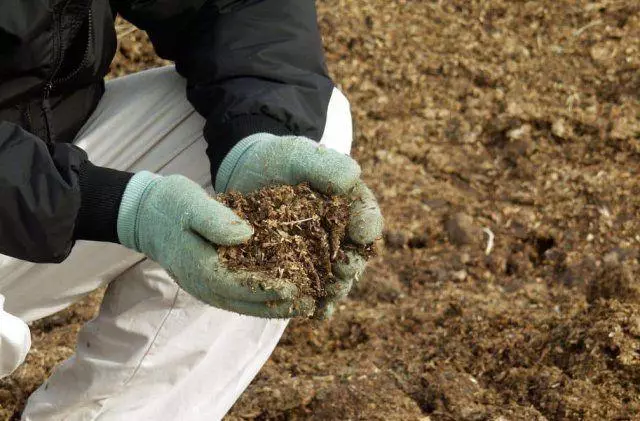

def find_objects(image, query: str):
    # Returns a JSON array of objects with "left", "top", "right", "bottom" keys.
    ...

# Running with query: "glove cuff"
[
  {"left": 215, "top": 133, "right": 278, "bottom": 193},
  {"left": 117, "top": 171, "right": 162, "bottom": 251},
  {"left": 206, "top": 115, "right": 295, "bottom": 181}
]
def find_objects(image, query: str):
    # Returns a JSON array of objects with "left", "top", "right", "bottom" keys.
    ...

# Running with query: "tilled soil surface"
[{"left": 2, "top": 1, "right": 640, "bottom": 420}]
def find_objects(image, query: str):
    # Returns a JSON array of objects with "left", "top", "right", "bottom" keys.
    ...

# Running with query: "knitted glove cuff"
[
  {"left": 215, "top": 133, "right": 280, "bottom": 193},
  {"left": 117, "top": 171, "right": 161, "bottom": 251}
]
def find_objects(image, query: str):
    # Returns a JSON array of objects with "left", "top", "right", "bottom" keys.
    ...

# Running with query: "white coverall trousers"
[{"left": 0, "top": 66, "right": 352, "bottom": 420}]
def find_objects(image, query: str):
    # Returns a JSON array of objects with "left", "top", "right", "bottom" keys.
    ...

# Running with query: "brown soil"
[
  {"left": 2, "top": 1, "right": 640, "bottom": 420},
  {"left": 0, "top": 291, "right": 104, "bottom": 420},
  {"left": 217, "top": 183, "right": 353, "bottom": 301}
]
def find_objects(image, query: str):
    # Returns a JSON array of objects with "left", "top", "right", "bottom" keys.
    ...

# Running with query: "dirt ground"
[{"left": 2, "top": 1, "right": 640, "bottom": 420}]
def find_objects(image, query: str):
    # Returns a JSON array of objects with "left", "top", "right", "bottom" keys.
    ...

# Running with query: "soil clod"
[{"left": 445, "top": 212, "right": 483, "bottom": 247}]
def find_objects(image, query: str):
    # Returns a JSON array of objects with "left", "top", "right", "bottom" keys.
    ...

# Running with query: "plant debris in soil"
[{"left": 217, "top": 183, "right": 369, "bottom": 300}]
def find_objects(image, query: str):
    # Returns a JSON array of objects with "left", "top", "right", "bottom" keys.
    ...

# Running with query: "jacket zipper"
[
  {"left": 41, "top": 6, "right": 62, "bottom": 145},
  {"left": 53, "top": 9, "right": 94, "bottom": 86},
  {"left": 25, "top": 103, "right": 33, "bottom": 130},
  {"left": 42, "top": 6, "right": 94, "bottom": 145}
]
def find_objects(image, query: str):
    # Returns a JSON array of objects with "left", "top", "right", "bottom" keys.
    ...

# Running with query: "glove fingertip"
[
  {"left": 296, "top": 141, "right": 362, "bottom": 195},
  {"left": 218, "top": 220, "right": 254, "bottom": 246},
  {"left": 313, "top": 302, "right": 336, "bottom": 321},
  {"left": 328, "top": 154, "right": 361, "bottom": 195},
  {"left": 347, "top": 182, "right": 384, "bottom": 245},
  {"left": 333, "top": 252, "right": 367, "bottom": 280},
  {"left": 293, "top": 296, "right": 316, "bottom": 318},
  {"left": 261, "top": 295, "right": 314, "bottom": 319},
  {"left": 190, "top": 199, "right": 254, "bottom": 246},
  {"left": 262, "top": 279, "right": 299, "bottom": 301},
  {"left": 326, "top": 278, "right": 354, "bottom": 301},
  {"left": 348, "top": 215, "right": 384, "bottom": 245}
]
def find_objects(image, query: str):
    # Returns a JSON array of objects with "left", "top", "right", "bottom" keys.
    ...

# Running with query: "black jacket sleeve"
[
  {"left": 0, "top": 122, "right": 132, "bottom": 263},
  {"left": 111, "top": 0, "right": 335, "bottom": 180}
]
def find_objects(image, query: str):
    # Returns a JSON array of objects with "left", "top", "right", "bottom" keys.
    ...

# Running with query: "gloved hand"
[
  {"left": 117, "top": 172, "right": 314, "bottom": 318},
  {"left": 215, "top": 134, "right": 384, "bottom": 319}
]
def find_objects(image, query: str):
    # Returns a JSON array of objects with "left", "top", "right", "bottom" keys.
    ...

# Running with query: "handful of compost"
[
  {"left": 213, "top": 134, "right": 383, "bottom": 319},
  {"left": 217, "top": 183, "right": 375, "bottom": 319}
]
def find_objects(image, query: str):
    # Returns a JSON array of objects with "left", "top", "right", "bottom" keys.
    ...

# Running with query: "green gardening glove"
[
  {"left": 117, "top": 172, "right": 315, "bottom": 318},
  {"left": 215, "top": 134, "right": 384, "bottom": 319}
]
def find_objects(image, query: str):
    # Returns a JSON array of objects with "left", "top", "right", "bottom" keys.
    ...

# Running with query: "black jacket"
[{"left": 0, "top": 0, "right": 335, "bottom": 262}]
